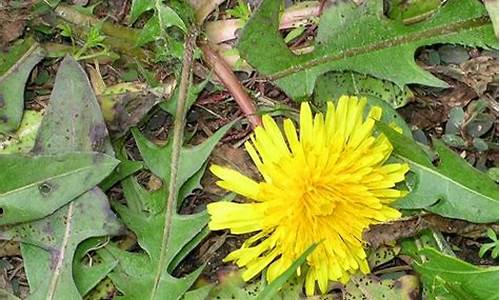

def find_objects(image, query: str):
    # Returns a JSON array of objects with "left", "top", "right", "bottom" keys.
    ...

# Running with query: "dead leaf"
[
  {"left": 0, "top": 241, "right": 20, "bottom": 257},
  {"left": 461, "top": 56, "right": 499, "bottom": 96},
  {"left": 364, "top": 214, "right": 497, "bottom": 248},
  {"left": 187, "top": 0, "right": 226, "bottom": 25},
  {"left": 0, "top": 2, "right": 32, "bottom": 48},
  {"left": 203, "top": 144, "right": 259, "bottom": 196},
  {"left": 439, "top": 82, "right": 477, "bottom": 108}
]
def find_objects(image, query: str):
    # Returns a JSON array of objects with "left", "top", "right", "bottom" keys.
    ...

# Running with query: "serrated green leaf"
[
  {"left": 0, "top": 43, "right": 45, "bottom": 133},
  {"left": 0, "top": 152, "right": 118, "bottom": 225},
  {"left": 414, "top": 248, "right": 499, "bottom": 300},
  {"left": 3, "top": 188, "right": 123, "bottom": 300},
  {"left": 160, "top": 75, "right": 209, "bottom": 115},
  {"left": 103, "top": 122, "right": 233, "bottom": 300},
  {"left": 0, "top": 55, "right": 123, "bottom": 300},
  {"left": 73, "top": 238, "right": 118, "bottom": 296},
  {"left": 379, "top": 123, "right": 499, "bottom": 223},
  {"left": 238, "top": 0, "right": 496, "bottom": 100},
  {"left": 132, "top": 120, "right": 235, "bottom": 187},
  {"left": 99, "top": 160, "right": 143, "bottom": 191}
]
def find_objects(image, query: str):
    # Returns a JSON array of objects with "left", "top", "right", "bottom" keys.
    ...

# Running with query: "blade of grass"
[{"left": 256, "top": 243, "right": 317, "bottom": 300}]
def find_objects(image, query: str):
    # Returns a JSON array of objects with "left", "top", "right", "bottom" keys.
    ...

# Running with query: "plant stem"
[
  {"left": 54, "top": 4, "right": 141, "bottom": 43},
  {"left": 200, "top": 43, "right": 262, "bottom": 128},
  {"left": 150, "top": 29, "right": 197, "bottom": 300}
]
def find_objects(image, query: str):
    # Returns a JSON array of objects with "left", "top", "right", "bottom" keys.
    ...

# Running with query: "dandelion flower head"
[{"left": 207, "top": 96, "right": 409, "bottom": 295}]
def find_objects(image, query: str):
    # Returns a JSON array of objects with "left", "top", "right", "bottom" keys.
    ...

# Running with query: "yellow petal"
[
  {"left": 300, "top": 102, "right": 313, "bottom": 146},
  {"left": 210, "top": 165, "right": 260, "bottom": 200},
  {"left": 207, "top": 202, "right": 265, "bottom": 233}
]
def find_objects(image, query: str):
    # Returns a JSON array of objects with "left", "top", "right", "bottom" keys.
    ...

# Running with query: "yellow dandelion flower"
[{"left": 207, "top": 96, "right": 409, "bottom": 295}]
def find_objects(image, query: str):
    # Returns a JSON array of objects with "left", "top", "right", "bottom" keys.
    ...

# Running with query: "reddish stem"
[{"left": 200, "top": 43, "right": 262, "bottom": 128}]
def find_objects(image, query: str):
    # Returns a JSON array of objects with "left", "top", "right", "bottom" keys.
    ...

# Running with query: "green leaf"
[
  {"left": 103, "top": 122, "right": 233, "bottom": 300},
  {"left": 284, "top": 26, "right": 306, "bottom": 44},
  {"left": 343, "top": 274, "right": 420, "bottom": 300},
  {"left": 493, "top": 245, "right": 499, "bottom": 259},
  {"left": 314, "top": 71, "right": 413, "bottom": 109},
  {"left": 414, "top": 248, "right": 499, "bottom": 300},
  {"left": 0, "top": 43, "right": 45, "bottom": 133},
  {"left": 182, "top": 284, "right": 214, "bottom": 300},
  {"left": 0, "top": 110, "right": 43, "bottom": 154},
  {"left": 367, "top": 246, "right": 400, "bottom": 268},
  {"left": 479, "top": 242, "right": 495, "bottom": 258},
  {"left": 484, "top": 0, "right": 498, "bottom": 37},
  {"left": 137, "top": 16, "right": 161, "bottom": 46},
  {"left": 238, "top": 0, "right": 496, "bottom": 100},
  {"left": 0, "top": 38, "right": 35, "bottom": 76},
  {"left": 0, "top": 152, "right": 118, "bottom": 225},
  {"left": 129, "top": 0, "right": 154, "bottom": 23},
  {"left": 442, "top": 134, "right": 467, "bottom": 148},
  {"left": 314, "top": 75, "right": 412, "bottom": 137},
  {"left": 132, "top": 120, "right": 235, "bottom": 186},
  {"left": 160, "top": 77, "right": 208, "bottom": 115},
  {"left": 486, "top": 228, "right": 498, "bottom": 241},
  {"left": 379, "top": 123, "right": 499, "bottom": 223},
  {"left": 386, "top": 0, "right": 442, "bottom": 24},
  {"left": 99, "top": 160, "right": 143, "bottom": 191},
  {"left": 158, "top": 5, "right": 187, "bottom": 32},
  {"left": 4, "top": 189, "right": 123, "bottom": 300},
  {"left": 135, "top": 2, "right": 187, "bottom": 46},
  {"left": 32, "top": 57, "right": 114, "bottom": 156},
  {"left": 73, "top": 238, "right": 118, "bottom": 296},
  {"left": 0, "top": 55, "right": 123, "bottom": 300}
]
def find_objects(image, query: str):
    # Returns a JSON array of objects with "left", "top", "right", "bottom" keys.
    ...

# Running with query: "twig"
[
  {"left": 151, "top": 29, "right": 197, "bottom": 299},
  {"left": 54, "top": 4, "right": 141, "bottom": 42},
  {"left": 200, "top": 43, "right": 262, "bottom": 128}
]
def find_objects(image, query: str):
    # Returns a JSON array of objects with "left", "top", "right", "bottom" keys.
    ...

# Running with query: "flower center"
[{"left": 302, "top": 181, "right": 337, "bottom": 217}]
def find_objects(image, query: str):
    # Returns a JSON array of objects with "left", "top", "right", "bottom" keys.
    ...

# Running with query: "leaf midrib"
[
  {"left": 46, "top": 201, "right": 74, "bottom": 300},
  {"left": 419, "top": 265, "right": 499, "bottom": 275},
  {"left": 267, "top": 16, "right": 490, "bottom": 81}
]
